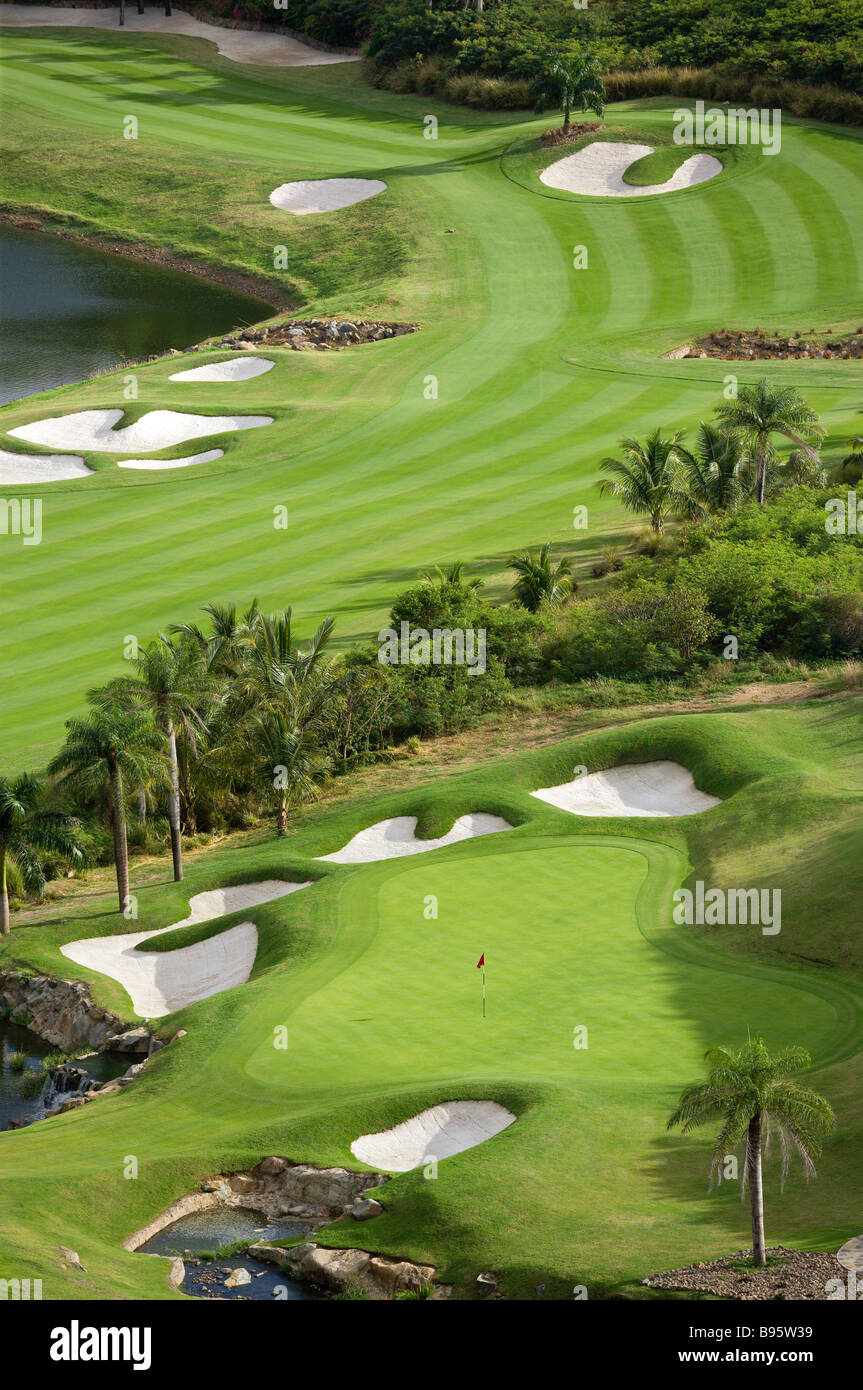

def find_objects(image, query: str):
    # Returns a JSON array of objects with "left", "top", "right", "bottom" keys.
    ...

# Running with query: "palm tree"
[
  {"left": 0, "top": 775, "right": 82, "bottom": 935},
  {"left": 422, "top": 562, "right": 483, "bottom": 591},
  {"left": 677, "top": 423, "right": 746, "bottom": 517},
  {"left": 49, "top": 701, "right": 167, "bottom": 913},
  {"left": 210, "top": 610, "right": 343, "bottom": 834},
  {"left": 509, "top": 543, "right": 572, "bottom": 612},
  {"left": 171, "top": 599, "right": 261, "bottom": 677},
  {"left": 101, "top": 635, "right": 207, "bottom": 883},
  {"left": 715, "top": 380, "right": 825, "bottom": 506},
  {"left": 599, "top": 428, "right": 690, "bottom": 533},
  {"left": 251, "top": 709, "right": 324, "bottom": 835},
  {"left": 531, "top": 51, "right": 605, "bottom": 133},
  {"left": 668, "top": 1037, "right": 835, "bottom": 1266}
]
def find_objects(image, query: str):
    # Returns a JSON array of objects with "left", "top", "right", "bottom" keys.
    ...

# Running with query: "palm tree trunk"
[
  {"left": 137, "top": 789, "right": 147, "bottom": 824},
  {"left": 0, "top": 848, "right": 9, "bottom": 936},
  {"left": 109, "top": 760, "right": 130, "bottom": 914},
  {"left": 563, "top": 97, "right": 571, "bottom": 134},
  {"left": 166, "top": 719, "right": 183, "bottom": 882},
  {"left": 748, "top": 1112, "right": 767, "bottom": 1266},
  {"left": 277, "top": 794, "right": 288, "bottom": 836},
  {"left": 755, "top": 438, "right": 767, "bottom": 506}
]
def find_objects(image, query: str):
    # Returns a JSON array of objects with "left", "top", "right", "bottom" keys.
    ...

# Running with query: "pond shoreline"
[{"left": 0, "top": 205, "right": 292, "bottom": 315}]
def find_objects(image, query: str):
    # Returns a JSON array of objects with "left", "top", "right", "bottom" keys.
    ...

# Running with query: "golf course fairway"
[{"left": 0, "top": 27, "right": 862, "bottom": 769}]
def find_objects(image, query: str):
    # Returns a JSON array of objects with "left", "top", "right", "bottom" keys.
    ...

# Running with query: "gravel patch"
[{"left": 644, "top": 1247, "right": 848, "bottom": 1300}]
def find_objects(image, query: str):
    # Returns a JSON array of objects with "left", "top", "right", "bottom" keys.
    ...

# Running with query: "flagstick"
[{"left": 482, "top": 963, "right": 486, "bottom": 1018}]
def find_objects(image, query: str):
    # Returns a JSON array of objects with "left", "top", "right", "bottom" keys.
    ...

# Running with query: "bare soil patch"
[{"left": 672, "top": 327, "right": 863, "bottom": 361}]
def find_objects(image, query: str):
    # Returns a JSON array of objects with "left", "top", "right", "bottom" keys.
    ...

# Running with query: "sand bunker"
[
  {"left": 269, "top": 179, "right": 387, "bottom": 216},
  {"left": 352, "top": 1101, "right": 516, "bottom": 1173},
  {"left": 316, "top": 813, "right": 511, "bottom": 864},
  {"left": 61, "top": 880, "right": 309, "bottom": 1017},
  {"left": 540, "top": 142, "right": 722, "bottom": 198},
  {"left": 169, "top": 357, "right": 275, "bottom": 383},
  {"left": 0, "top": 447, "right": 92, "bottom": 484},
  {"left": 117, "top": 450, "right": 224, "bottom": 471},
  {"left": 531, "top": 761, "right": 722, "bottom": 818},
  {"left": 9, "top": 409, "right": 272, "bottom": 454},
  {"left": 0, "top": 6, "right": 358, "bottom": 66}
]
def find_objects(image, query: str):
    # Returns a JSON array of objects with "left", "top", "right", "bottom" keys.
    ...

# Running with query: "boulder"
[
  {"left": 255, "top": 1156, "right": 288, "bottom": 1176},
  {"left": 302, "top": 1246, "right": 371, "bottom": 1290},
  {"left": 225, "top": 1267, "right": 252, "bottom": 1288},
  {"left": 368, "top": 1255, "right": 434, "bottom": 1295},
  {"left": 347, "top": 1198, "right": 383, "bottom": 1221},
  {"left": 104, "top": 1027, "right": 152, "bottom": 1053}
]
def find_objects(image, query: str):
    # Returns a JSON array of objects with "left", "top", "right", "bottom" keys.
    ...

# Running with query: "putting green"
[
  {"left": 2, "top": 705, "right": 862, "bottom": 1299},
  {"left": 1, "top": 31, "right": 862, "bottom": 769}
]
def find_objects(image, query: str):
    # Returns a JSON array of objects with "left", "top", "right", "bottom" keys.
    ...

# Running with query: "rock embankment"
[
  {"left": 0, "top": 970, "right": 129, "bottom": 1052},
  {"left": 203, "top": 1154, "right": 388, "bottom": 1223},
  {"left": 218, "top": 318, "right": 419, "bottom": 352},
  {"left": 249, "top": 1242, "right": 445, "bottom": 1299},
  {"left": 667, "top": 328, "right": 863, "bottom": 361}
]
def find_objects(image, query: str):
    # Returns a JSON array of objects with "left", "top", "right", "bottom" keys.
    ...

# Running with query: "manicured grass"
[
  {"left": 0, "top": 33, "right": 862, "bottom": 770},
  {"left": 622, "top": 144, "right": 705, "bottom": 185},
  {"left": 1, "top": 702, "right": 862, "bottom": 1299}
]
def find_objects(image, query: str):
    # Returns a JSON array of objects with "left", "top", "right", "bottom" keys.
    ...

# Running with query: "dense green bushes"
[
  {"left": 546, "top": 493, "right": 863, "bottom": 683},
  {"left": 361, "top": 0, "right": 863, "bottom": 119},
  {"left": 201, "top": 0, "right": 369, "bottom": 47},
  {"left": 603, "top": 67, "right": 863, "bottom": 128}
]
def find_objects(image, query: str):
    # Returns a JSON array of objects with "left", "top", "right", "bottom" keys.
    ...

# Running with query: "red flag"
[{"left": 476, "top": 953, "right": 485, "bottom": 969}]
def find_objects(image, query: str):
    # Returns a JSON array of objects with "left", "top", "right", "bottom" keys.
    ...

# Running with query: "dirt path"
[{"left": 0, "top": 5, "right": 359, "bottom": 67}]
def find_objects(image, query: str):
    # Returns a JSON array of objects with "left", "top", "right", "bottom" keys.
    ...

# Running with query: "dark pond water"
[
  {"left": 0, "top": 1016, "right": 129, "bottom": 1130},
  {"left": 0, "top": 223, "right": 272, "bottom": 405},
  {"left": 141, "top": 1206, "right": 321, "bottom": 1301}
]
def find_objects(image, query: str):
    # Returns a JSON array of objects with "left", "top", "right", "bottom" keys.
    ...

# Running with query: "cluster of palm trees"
[
  {"left": 0, "top": 603, "right": 344, "bottom": 932},
  {"left": 600, "top": 380, "right": 827, "bottom": 533}
]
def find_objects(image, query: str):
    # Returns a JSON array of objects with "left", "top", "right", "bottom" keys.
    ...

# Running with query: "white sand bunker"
[
  {"left": 169, "top": 356, "right": 275, "bottom": 383},
  {"left": 352, "top": 1101, "right": 516, "bottom": 1173},
  {"left": 61, "top": 880, "right": 309, "bottom": 1017},
  {"left": 117, "top": 450, "right": 224, "bottom": 471},
  {"left": 0, "top": 447, "right": 92, "bottom": 484},
  {"left": 269, "top": 179, "right": 387, "bottom": 216},
  {"left": 9, "top": 409, "right": 272, "bottom": 454},
  {"left": 540, "top": 142, "right": 722, "bottom": 198},
  {"left": 531, "top": 761, "right": 721, "bottom": 818},
  {"left": 317, "top": 813, "right": 511, "bottom": 864}
]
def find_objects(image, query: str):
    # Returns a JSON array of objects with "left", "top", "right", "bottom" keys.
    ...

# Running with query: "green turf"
[
  {"left": 1, "top": 701, "right": 862, "bottom": 1299},
  {"left": 0, "top": 31, "right": 862, "bottom": 770},
  {"left": 621, "top": 144, "right": 706, "bottom": 186}
]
